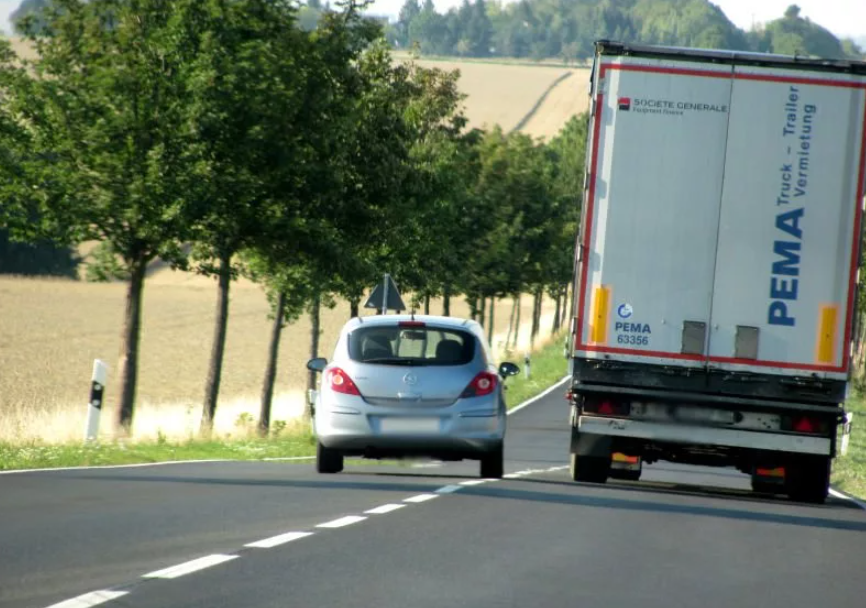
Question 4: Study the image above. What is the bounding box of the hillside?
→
[388,0,864,61]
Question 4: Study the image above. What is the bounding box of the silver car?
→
[307,315,520,478]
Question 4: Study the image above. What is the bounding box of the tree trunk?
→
[553,291,562,333]
[513,294,521,349]
[306,293,321,418]
[505,296,518,349]
[116,257,148,434]
[350,298,359,318]
[259,290,286,437]
[201,252,233,435]
[443,286,451,316]
[467,297,478,321]
[480,297,487,331]
[531,287,542,346]
[487,297,495,345]
[424,294,430,315]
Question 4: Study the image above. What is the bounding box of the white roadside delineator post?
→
[85,359,108,442]
[841,412,854,456]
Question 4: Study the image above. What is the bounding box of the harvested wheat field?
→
[408,57,590,137]
[0,273,561,444]
[518,66,591,138]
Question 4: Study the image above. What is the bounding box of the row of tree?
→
[387,0,864,62]
[0,0,587,437]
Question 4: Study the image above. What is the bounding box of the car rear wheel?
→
[316,441,344,474]
[480,445,504,479]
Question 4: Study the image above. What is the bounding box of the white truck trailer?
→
[568,41,866,503]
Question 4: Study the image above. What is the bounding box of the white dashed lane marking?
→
[435,485,463,494]
[143,554,238,580]
[245,531,313,549]
[316,515,367,528]
[365,503,407,514]
[45,590,129,608]
[404,493,439,503]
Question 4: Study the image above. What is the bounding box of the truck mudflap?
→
[577,416,832,456]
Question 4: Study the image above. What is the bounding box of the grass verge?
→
[0,429,317,471]
[832,393,866,500]
[504,333,569,409]
[0,334,570,471]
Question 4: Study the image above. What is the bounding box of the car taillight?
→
[583,397,630,417]
[326,367,361,396]
[461,372,498,398]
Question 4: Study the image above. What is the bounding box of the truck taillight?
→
[781,414,828,435]
[583,397,630,417]
[326,367,361,396]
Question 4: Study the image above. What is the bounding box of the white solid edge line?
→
[245,531,313,548]
[436,485,463,494]
[829,488,866,510]
[507,375,571,416]
[316,515,367,528]
[365,503,407,514]
[0,459,233,475]
[45,590,129,608]
[404,493,439,503]
[143,554,238,580]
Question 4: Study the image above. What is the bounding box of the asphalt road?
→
[2,381,865,608]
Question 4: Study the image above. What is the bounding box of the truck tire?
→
[750,478,781,495]
[610,469,641,482]
[316,441,344,474]
[480,445,504,479]
[786,455,830,504]
[569,453,609,483]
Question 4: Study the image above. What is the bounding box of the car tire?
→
[569,453,609,483]
[316,441,344,474]
[480,445,504,479]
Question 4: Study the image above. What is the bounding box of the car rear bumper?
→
[316,406,505,457]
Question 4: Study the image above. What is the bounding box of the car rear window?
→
[348,325,475,366]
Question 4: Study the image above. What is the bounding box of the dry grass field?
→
[0,274,562,443]
[408,56,590,138]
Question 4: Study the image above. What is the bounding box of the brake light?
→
[399,321,426,328]
[583,397,630,417]
[794,415,821,433]
[461,372,498,398]
[326,367,361,396]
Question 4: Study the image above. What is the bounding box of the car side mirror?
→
[307,357,328,372]
[498,361,520,378]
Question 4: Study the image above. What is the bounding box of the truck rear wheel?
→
[786,455,830,504]
[569,453,610,483]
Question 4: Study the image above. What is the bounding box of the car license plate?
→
[380,418,439,433]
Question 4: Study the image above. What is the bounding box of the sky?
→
[1,0,864,40]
